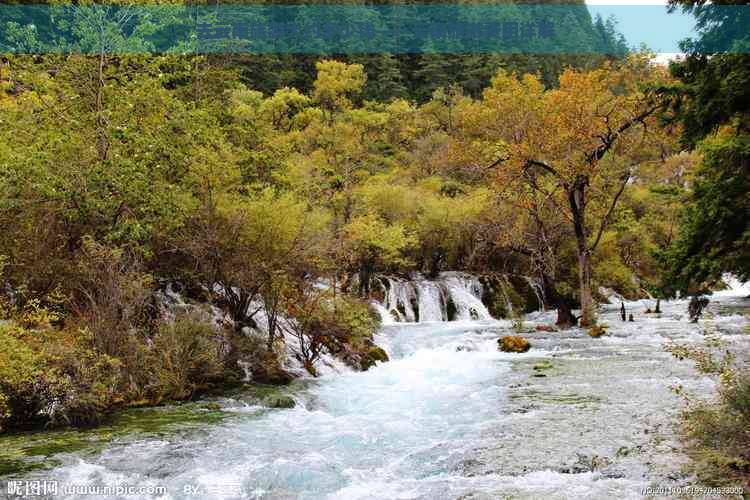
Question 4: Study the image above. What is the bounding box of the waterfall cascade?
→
[523,276,546,311]
[373,272,492,324]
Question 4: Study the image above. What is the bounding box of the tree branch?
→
[590,171,631,252]
[589,103,662,163]
[524,159,563,181]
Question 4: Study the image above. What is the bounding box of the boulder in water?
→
[360,346,389,370]
[498,336,531,353]
[533,361,553,371]
[469,307,479,320]
[535,324,557,332]
[263,394,295,409]
[339,342,389,371]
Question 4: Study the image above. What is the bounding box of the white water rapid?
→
[6,282,750,499]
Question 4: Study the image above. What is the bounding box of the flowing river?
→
[2,285,749,499]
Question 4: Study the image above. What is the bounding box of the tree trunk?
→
[568,176,596,327]
[541,271,577,329]
[556,301,577,328]
[577,249,595,327]
[358,266,371,298]
[96,47,109,162]
[266,303,278,352]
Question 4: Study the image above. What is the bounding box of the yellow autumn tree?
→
[486,57,671,326]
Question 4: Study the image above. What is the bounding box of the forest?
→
[0,0,749,495]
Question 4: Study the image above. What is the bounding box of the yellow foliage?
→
[313,60,366,114]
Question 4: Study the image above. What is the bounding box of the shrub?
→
[667,336,750,488]
[71,238,153,360]
[15,297,62,329]
[147,314,225,402]
[0,325,43,431]
[0,323,124,431]
[283,290,382,375]
[39,327,123,427]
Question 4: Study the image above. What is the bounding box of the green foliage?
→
[661,135,750,294]
[342,213,415,274]
[0,45,697,430]
[313,60,366,114]
[592,231,642,299]
[661,3,750,294]
[0,323,122,430]
[0,325,42,432]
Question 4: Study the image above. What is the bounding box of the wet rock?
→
[446,296,458,321]
[200,402,222,411]
[616,445,643,457]
[360,346,389,370]
[533,361,553,371]
[341,343,390,371]
[599,466,627,479]
[469,307,480,320]
[688,295,710,322]
[535,324,557,332]
[591,455,612,470]
[559,454,612,474]
[498,336,531,353]
[263,394,295,409]
[251,355,295,385]
[514,403,538,414]
[532,373,547,378]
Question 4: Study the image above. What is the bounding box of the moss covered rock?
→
[533,360,553,371]
[251,354,295,385]
[588,325,607,338]
[262,394,295,409]
[480,274,538,319]
[360,346,389,370]
[498,336,531,353]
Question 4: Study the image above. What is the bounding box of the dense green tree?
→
[660,0,750,292]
